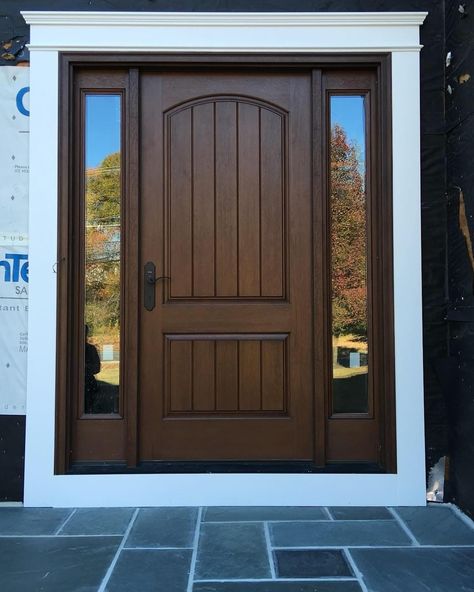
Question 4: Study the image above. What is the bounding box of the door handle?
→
[144,261,170,311]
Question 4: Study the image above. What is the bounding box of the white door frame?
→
[23,11,427,507]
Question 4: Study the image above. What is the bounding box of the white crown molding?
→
[23,11,426,54]
[22,11,428,27]
[28,45,423,53]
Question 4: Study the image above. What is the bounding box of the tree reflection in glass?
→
[330,96,369,414]
[84,94,121,414]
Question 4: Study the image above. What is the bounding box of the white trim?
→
[22,11,428,27]
[24,11,427,507]
[23,10,426,54]
[26,46,423,53]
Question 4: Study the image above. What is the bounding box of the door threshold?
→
[68,460,384,475]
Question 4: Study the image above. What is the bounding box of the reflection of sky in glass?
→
[85,95,121,168]
[331,96,365,169]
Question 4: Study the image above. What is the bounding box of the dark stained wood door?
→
[138,71,314,461]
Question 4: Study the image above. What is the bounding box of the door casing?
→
[56,53,395,475]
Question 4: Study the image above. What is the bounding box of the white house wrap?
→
[0,66,29,415]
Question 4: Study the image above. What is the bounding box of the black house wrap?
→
[0,0,471,518]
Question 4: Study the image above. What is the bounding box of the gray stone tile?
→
[350,547,474,592]
[106,549,192,592]
[394,506,474,545]
[194,583,362,592]
[270,520,412,547]
[329,507,393,521]
[0,536,120,591]
[61,508,135,535]
[0,507,72,535]
[196,523,271,579]
[203,507,327,522]
[275,549,353,578]
[126,507,197,548]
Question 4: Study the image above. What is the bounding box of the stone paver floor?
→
[0,504,473,591]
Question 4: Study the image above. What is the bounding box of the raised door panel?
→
[166,97,287,300]
[165,335,288,416]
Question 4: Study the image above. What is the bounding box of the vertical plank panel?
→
[193,104,215,296]
[169,340,192,411]
[169,109,192,297]
[193,340,216,411]
[260,109,284,296]
[238,341,261,410]
[238,103,261,296]
[215,101,238,296]
[261,340,285,411]
[215,341,239,410]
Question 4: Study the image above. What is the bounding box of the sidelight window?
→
[83,94,122,415]
[329,95,369,415]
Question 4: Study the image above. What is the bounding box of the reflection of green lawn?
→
[89,333,120,350]
[333,333,368,379]
[97,362,119,385]
[333,365,368,379]
[333,334,367,351]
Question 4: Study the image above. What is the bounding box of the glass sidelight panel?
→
[330,95,369,414]
[83,94,122,415]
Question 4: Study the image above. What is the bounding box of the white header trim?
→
[22,11,427,27]
[23,11,426,54]
[28,45,423,53]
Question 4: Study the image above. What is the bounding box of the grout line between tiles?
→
[272,544,474,549]
[323,507,335,520]
[0,534,127,539]
[97,508,139,592]
[343,547,369,592]
[193,577,359,583]
[124,546,194,550]
[203,519,334,524]
[187,506,203,592]
[263,521,277,579]
[388,507,420,546]
[0,536,471,549]
[54,509,77,535]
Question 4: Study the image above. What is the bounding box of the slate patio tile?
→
[106,549,192,592]
[0,536,121,592]
[203,507,327,522]
[0,507,72,535]
[195,522,271,579]
[394,506,474,545]
[125,507,197,548]
[194,583,362,592]
[328,507,393,521]
[61,508,135,535]
[350,547,474,592]
[274,549,353,578]
[270,520,412,547]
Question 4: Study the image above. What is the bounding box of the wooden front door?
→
[138,71,314,462]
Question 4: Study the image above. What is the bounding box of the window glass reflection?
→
[84,94,121,415]
[330,96,368,414]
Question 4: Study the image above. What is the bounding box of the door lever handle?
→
[145,270,170,285]
[144,262,170,310]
